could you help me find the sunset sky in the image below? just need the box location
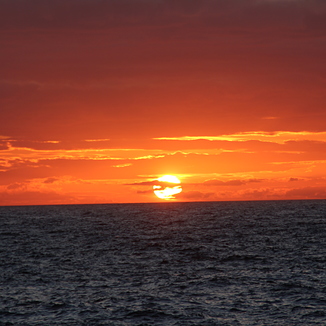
[1,0,326,205]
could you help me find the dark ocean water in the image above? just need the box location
[0,200,326,326]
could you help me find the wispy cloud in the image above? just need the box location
[154,131,326,144]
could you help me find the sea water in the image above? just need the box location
[0,200,326,325]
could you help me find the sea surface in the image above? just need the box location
[0,200,326,325]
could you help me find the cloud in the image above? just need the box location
[203,178,263,186]
[285,186,326,199]
[0,190,77,206]
[126,180,182,188]
[43,177,59,184]
[178,190,215,200]
[126,180,157,186]
[235,187,280,200]
[0,176,110,206]
[136,189,153,195]
[154,132,326,144]
[0,143,9,151]
[6,182,27,190]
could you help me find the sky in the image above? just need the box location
[1,0,326,205]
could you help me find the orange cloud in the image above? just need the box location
[154,131,326,144]
[203,179,263,186]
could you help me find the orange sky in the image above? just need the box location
[1,0,326,205]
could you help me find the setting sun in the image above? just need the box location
[153,175,182,200]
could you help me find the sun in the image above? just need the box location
[153,175,182,200]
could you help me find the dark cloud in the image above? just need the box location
[126,180,181,187]
[43,177,59,184]
[0,165,52,185]
[237,188,277,200]
[126,180,156,186]
[178,190,215,200]
[284,141,326,154]
[285,186,326,199]
[6,182,27,190]
[0,143,10,151]
[136,189,153,195]
[0,190,77,206]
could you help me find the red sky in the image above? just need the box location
[1,0,326,205]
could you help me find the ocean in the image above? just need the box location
[0,200,325,325]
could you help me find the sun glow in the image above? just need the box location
[153,175,182,200]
